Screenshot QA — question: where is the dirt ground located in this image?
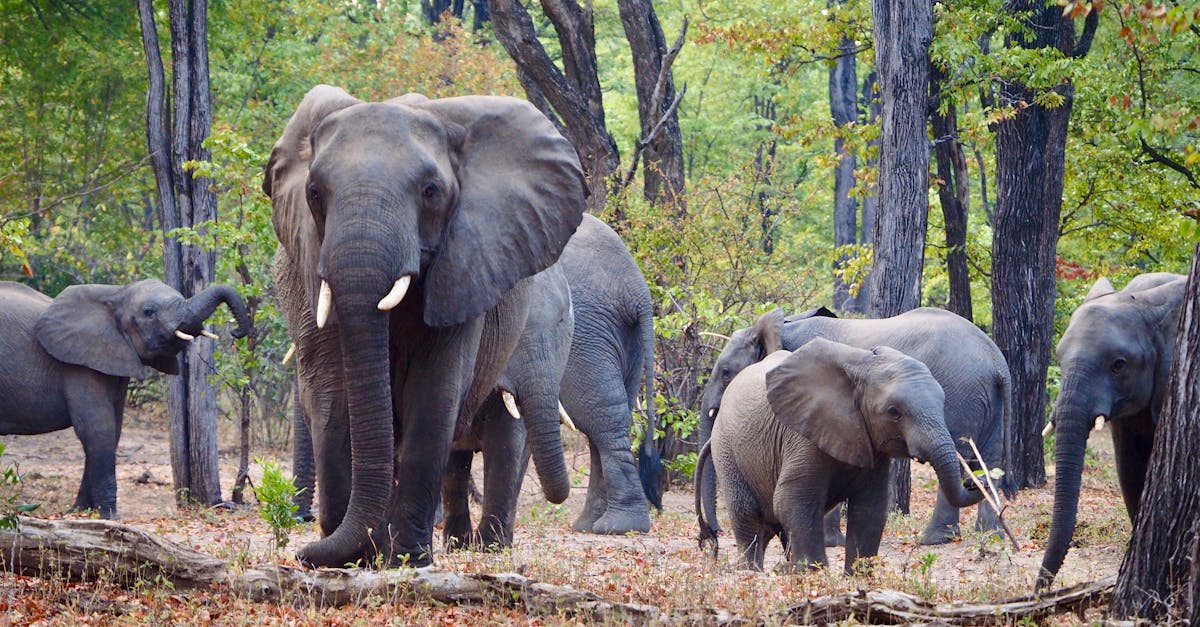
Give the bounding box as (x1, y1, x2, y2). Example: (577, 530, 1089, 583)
(0, 403, 1130, 623)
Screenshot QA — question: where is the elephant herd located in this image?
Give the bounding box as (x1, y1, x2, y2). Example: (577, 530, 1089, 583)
(0, 85, 1189, 591)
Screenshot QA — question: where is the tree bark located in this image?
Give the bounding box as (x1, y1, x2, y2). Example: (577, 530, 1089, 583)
(489, 0, 619, 211)
(0, 517, 1115, 623)
(139, 0, 223, 508)
(616, 0, 686, 215)
(930, 64, 973, 321)
(868, 0, 933, 514)
(1111, 243, 1200, 622)
(991, 0, 1086, 491)
(853, 71, 880, 314)
(830, 25, 860, 313)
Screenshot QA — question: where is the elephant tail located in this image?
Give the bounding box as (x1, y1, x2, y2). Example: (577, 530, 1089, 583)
(994, 367, 1017, 499)
(636, 299, 663, 511)
(695, 439, 719, 558)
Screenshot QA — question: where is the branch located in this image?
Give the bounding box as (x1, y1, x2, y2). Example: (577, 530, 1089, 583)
(620, 84, 686, 189)
(618, 17, 688, 191)
(1140, 137, 1200, 189)
(1071, 5, 1099, 58)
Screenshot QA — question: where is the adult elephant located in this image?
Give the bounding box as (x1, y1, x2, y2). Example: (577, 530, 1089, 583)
(558, 214, 661, 534)
(1037, 273, 1187, 590)
(695, 339, 984, 573)
(263, 85, 586, 568)
(698, 307, 1011, 545)
(0, 279, 250, 518)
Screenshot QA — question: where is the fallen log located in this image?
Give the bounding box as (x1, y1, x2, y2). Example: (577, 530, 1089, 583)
(0, 517, 1114, 624)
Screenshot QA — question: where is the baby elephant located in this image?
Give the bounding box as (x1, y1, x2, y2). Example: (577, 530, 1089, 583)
(696, 338, 983, 573)
(0, 279, 251, 518)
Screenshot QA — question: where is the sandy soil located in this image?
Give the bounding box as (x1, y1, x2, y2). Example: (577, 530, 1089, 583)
(0, 403, 1130, 619)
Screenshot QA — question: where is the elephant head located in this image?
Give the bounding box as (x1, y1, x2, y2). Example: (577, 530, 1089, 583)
(765, 339, 984, 508)
(1038, 274, 1186, 589)
(34, 279, 251, 378)
(263, 86, 585, 567)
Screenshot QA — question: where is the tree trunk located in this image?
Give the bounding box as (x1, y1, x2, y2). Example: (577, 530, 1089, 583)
(489, 0, 620, 211)
(930, 64, 973, 322)
(139, 0, 223, 508)
(1110, 243, 1200, 622)
(853, 71, 879, 314)
(616, 0, 686, 216)
(868, 0, 933, 514)
(990, 0, 1092, 491)
(830, 26, 860, 313)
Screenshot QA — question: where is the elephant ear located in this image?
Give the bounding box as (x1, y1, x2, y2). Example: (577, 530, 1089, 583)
(1083, 277, 1116, 302)
(765, 338, 875, 467)
(34, 284, 151, 379)
(262, 85, 362, 248)
(417, 96, 586, 327)
(752, 308, 786, 359)
(1136, 278, 1188, 424)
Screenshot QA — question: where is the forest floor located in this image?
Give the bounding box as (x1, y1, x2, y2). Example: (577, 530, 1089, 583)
(0, 403, 1129, 625)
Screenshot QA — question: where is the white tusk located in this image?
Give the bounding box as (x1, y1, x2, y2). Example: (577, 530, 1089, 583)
(1041, 421, 1056, 438)
(1093, 415, 1107, 431)
(558, 402, 577, 431)
(502, 391, 521, 419)
(282, 343, 296, 365)
(201, 330, 219, 340)
(378, 276, 412, 311)
(175, 330, 195, 341)
(699, 331, 732, 341)
(708, 408, 716, 419)
(316, 281, 332, 329)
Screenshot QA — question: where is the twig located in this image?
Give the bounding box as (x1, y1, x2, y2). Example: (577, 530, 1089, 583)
(956, 451, 1021, 551)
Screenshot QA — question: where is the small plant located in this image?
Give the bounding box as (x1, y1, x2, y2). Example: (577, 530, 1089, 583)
(915, 550, 938, 598)
(0, 443, 39, 530)
(251, 457, 302, 551)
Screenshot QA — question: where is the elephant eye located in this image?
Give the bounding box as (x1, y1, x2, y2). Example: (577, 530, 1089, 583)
(421, 181, 440, 200)
(1111, 357, 1127, 374)
(143, 306, 156, 318)
(887, 405, 902, 420)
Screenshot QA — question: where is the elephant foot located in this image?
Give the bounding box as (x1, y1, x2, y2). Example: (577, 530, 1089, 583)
(476, 529, 513, 552)
(443, 515, 474, 551)
(824, 528, 846, 547)
(591, 509, 651, 535)
(572, 502, 605, 533)
(919, 522, 961, 545)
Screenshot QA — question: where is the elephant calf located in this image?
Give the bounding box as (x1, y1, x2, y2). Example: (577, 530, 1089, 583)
(696, 339, 983, 574)
(0, 279, 250, 518)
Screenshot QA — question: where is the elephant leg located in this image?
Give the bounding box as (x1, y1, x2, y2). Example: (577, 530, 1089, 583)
(64, 371, 125, 519)
(584, 398, 651, 535)
(442, 449, 475, 551)
(572, 442, 607, 533)
(843, 472, 890, 575)
(311, 395, 351, 538)
(920, 489, 962, 545)
(974, 499, 1001, 536)
(824, 506, 846, 547)
(477, 402, 526, 550)
(1110, 417, 1156, 522)
(290, 383, 317, 523)
(774, 475, 827, 572)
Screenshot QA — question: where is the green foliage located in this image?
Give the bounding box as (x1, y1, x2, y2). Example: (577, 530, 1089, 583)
(250, 457, 301, 551)
(0, 443, 40, 531)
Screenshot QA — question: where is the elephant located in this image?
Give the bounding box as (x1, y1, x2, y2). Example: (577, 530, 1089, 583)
(698, 306, 1011, 546)
(262, 85, 586, 568)
(0, 279, 251, 518)
(1036, 272, 1187, 590)
(695, 339, 985, 573)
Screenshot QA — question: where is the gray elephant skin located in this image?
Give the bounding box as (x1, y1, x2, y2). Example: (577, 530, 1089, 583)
(263, 85, 586, 568)
(0, 279, 251, 518)
(695, 339, 984, 573)
(1037, 272, 1187, 589)
(698, 307, 1012, 546)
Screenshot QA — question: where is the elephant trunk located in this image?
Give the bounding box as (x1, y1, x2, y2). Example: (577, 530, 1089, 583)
(928, 438, 986, 509)
(522, 388, 571, 504)
(183, 283, 252, 338)
(697, 383, 722, 532)
(1037, 377, 1097, 590)
(296, 262, 396, 568)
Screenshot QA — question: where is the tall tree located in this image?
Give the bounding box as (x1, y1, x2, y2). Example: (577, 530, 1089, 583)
(868, 0, 933, 512)
(1110, 243, 1200, 621)
(991, 1, 1097, 490)
(929, 63, 972, 321)
(830, 22, 860, 313)
(137, 0, 223, 508)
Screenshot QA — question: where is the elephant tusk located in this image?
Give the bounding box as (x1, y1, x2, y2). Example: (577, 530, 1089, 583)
(708, 408, 716, 420)
(699, 331, 732, 342)
(377, 276, 412, 311)
(502, 391, 521, 419)
(1041, 421, 1056, 438)
(201, 330, 219, 340)
(282, 343, 296, 365)
(1093, 415, 1107, 431)
(316, 281, 332, 329)
(175, 330, 195, 341)
(558, 402, 577, 431)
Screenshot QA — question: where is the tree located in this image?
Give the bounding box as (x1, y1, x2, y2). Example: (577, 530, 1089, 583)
(990, 1, 1097, 491)
(929, 63, 972, 322)
(829, 14, 860, 314)
(137, 0, 224, 508)
(1110, 243, 1200, 621)
(867, 0, 933, 512)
